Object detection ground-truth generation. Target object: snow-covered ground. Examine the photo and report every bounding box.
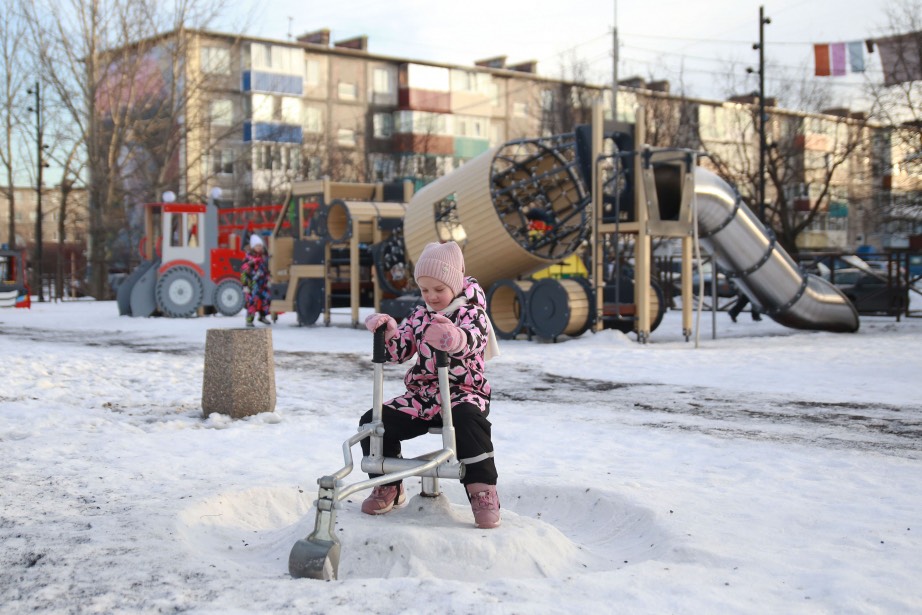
[2,299,921,614]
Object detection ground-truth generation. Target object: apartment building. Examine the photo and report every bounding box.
[180,28,574,208]
[46,27,918,259]
[0,187,87,249]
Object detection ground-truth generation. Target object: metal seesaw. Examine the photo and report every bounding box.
[288,325,464,580]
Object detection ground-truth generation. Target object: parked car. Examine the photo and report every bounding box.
[828,267,908,315]
[665,261,735,298]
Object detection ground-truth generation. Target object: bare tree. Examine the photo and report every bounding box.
[865,0,922,230]
[700,90,867,255]
[22,0,231,298]
[0,3,29,249]
[540,52,599,136]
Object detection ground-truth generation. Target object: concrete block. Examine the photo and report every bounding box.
[202,328,276,418]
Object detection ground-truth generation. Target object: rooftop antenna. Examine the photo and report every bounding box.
[287,16,293,41]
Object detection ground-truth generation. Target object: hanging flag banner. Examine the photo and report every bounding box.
[814,43,831,76]
[875,31,922,86]
[831,42,847,76]
[847,41,866,72]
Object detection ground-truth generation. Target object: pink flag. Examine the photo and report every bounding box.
[831,43,847,76]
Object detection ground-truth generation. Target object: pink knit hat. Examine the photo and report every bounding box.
[414,241,465,296]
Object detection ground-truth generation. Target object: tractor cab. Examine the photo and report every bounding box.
[142,202,208,268]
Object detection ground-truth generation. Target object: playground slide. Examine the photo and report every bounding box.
[693,168,859,333]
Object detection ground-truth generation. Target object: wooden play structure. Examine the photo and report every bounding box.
[267,179,414,327]
[254,105,701,340]
[401,102,698,341]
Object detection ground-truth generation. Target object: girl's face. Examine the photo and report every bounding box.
[416,276,455,310]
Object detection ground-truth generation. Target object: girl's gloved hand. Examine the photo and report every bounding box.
[423,314,466,354]
[364,313,397,340]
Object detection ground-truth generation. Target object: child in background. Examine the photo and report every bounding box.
[360,241,502,529]
[240,234,272,327]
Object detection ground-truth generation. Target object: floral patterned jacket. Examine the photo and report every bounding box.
[383,276,491,419]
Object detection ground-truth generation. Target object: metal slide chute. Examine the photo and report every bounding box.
[693,168,859,333]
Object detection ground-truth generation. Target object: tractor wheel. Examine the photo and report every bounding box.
[214,279,245,316]
[296,279,323,326]
[156,266,204,318]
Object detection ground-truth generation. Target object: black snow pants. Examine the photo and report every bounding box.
[359,401,497,486]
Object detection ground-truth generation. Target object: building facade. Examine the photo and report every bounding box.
[49,28,919,261]
[0,187,87,249]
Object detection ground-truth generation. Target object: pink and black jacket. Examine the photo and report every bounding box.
[383,276,491,420]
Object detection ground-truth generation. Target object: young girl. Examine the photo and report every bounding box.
[360,241,501,529]
[240,234,272,326]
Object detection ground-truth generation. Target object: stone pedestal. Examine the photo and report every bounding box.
[202,328,276,418]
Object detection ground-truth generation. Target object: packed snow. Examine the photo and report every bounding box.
[1,298,921,614]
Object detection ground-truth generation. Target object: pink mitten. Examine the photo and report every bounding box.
[423,314,466,354]
[364,313,397,340]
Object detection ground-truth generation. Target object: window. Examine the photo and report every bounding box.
[337,128,357,147]
[487,82,500,106]
[513,102,528,118]
[187,213,200,247]
[250,44,303,74]
[303,106,323,134]
[254,145,301,172]
[338,81,358,101]
[210,99,232,126]
[251,93,273,121]
[372,68,391,94]
[255,145,272,170]
[306,156,323,180]
[541,90,555,113]
[170,214,182,246]
[305,59,321,87]
[213,149,234,175]
[394,110,450,135]
[280,96,301,124]
[456,116,485,138]
[201,47,230,75]
[373,113,393,138]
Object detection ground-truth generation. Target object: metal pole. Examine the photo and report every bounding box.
[29,81,45,302]
[612,0,619,121]
[758,5,765,223]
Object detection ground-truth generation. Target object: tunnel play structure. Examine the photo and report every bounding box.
[401,105,858,339]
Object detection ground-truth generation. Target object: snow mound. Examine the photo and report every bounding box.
[177,482,673,581]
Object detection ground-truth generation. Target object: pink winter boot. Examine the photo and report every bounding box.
[361,483,406,515]
[466,483,501,529]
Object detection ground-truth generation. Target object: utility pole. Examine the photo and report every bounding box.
[612,0,619,121]
[27,81,50,302]
[754,6,771,223]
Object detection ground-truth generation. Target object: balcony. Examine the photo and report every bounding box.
[244,122,302,144]
[242,71,303,96]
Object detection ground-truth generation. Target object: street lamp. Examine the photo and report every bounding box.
[26,81,50,302]
[751,6,771,223]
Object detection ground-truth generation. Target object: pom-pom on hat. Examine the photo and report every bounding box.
[249,233,264,248]
[414,241,465,296]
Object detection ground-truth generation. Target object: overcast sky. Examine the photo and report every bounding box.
[228,0,904,109]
